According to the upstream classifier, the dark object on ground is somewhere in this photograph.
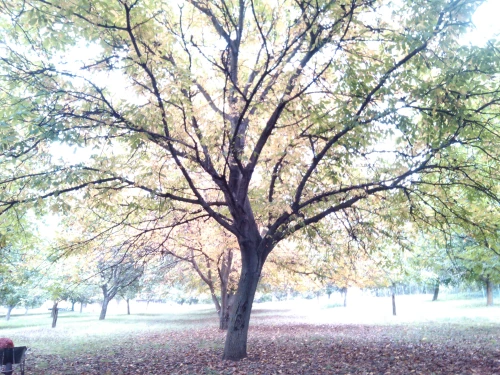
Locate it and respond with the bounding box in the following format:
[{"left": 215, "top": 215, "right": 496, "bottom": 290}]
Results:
[{"left": 1, "top": 347, "right": 27, "bottom": 375}]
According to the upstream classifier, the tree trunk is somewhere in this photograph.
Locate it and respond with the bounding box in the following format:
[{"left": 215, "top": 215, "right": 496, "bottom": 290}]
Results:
[
  {"left": 219, "top": 304, "right": 229, "bottom": 330},
  {"left": 211, "top": 292, "right": 221, "bottom": 316},
  {"left": 223, "top": 247, "right": 264, "bottom": 360},
  {"left": 432, "top": 280, "right": 440, "bottom": 301},
  {"left": 126, "top": 298, "right": 130, "bottom": 315},
  {"left": 217, "top": 249, "right": 234, "bottom": 330},
  {"left": 219, "top": 312, "right": 229, "bottom": 330},
  {"left": 52, "top": 301, "right": 59, "bottom": 328},
  {"left": 342, "top": 287, "right": 347, "bottom": 307},
  {"left": 80, "top": 302, "right": 84, "bottom": 313},
  {"left": 71, "top": 301, "right": 75, "bottom": 311},
  {"left": 5, "top": 305, "right": 14, "bottom": 321},
  {"left": 391, "top": 284, "right": 397, "bottom": 316},
  {"left": 100, "top": 297, "right": 110, "bottom": 320},
  {"left": 486, "top": 276, "right": 493, "bottom": 306},
  {"left": 219, "top": 292, "right": 235, "bottom": 330}
]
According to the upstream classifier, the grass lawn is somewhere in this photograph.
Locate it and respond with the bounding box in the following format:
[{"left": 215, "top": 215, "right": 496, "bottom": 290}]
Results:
[{"left": 1, "top": 295, "right": 499, "bottom": 374}]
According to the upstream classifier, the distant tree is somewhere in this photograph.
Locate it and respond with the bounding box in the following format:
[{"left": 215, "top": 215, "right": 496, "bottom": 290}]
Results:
[
  {"left": 21, "top": 293, "right": 45, "bottom": 314},
  {"left": 117, "top": 273, "right": 147, "bottom": 315},
  {"left": 0, "top": 211, "right": 43, "bottom": 319},
  {"left": 447, "top": 234, "right": 500, "bottom": 306},
  {"left": 0, "top": 277, "right": 24, "bottom": 321},
  {"left": 44, "top": 277, "right": 71, "bottom": 328},
  {"left": 0, "top": 246, "right": 42, "bottom": 320},
  {"left": 67, "top": 283, "right": 98, "bottom": 313},
  {"left": 416, "top": 191, "right": 500, "bottom": 305},
  {"left": 137, "top": 258, "right": 177, "bottom": 305},
  {"left": 408, "top": 235, "right": 458, "bottom": 302},
  {"left": 164, "top": 222, "right": 239, "bottom": 330},
  {"left": 97, "top": 249, "right": 144, "bottom": 320}
]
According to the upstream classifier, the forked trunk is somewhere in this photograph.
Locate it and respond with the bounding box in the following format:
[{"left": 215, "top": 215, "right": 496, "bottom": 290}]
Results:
[
  {"left": 100, "top": 297, "right": 110, "bottom": 320},
  {"left": 5, "top": 305, "right": 14, "bottom": 321},
  {"left": 432, "top": 280, "right": 439, "bottom": 301},
  {"left": 486, "top": 276, "right": 493, "bottom": 306},
  {"left": 52, "top": 301, "right": 59, "bottom": 328},
  {"left": 223, "top": 248, "right": 264, "bottom": 360}
]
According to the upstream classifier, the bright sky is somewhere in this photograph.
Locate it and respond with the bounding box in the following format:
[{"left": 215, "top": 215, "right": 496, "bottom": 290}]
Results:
[{"left": 465, "top": 0, "right": 500, "bottom": 45}]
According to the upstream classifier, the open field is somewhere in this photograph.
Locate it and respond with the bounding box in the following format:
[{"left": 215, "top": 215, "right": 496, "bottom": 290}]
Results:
[{"left": 1, "top": 295, "right": 500, "bottom": 374}]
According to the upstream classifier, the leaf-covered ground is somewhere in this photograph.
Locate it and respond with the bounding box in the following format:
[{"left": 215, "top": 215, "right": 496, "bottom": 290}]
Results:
[{"left": 28, "top": 321, "right": 500, "bottom": 375}]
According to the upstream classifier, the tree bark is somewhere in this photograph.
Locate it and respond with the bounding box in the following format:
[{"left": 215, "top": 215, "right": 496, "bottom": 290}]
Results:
[
  {"left": 341, "top": 287, "right": 347, "bottom": 307},
  {"left": 223, "top": 243, "right": 265, "bottom": 360},
  {"left": 391, "top": 284, "right": 397, "bottom": 316},
  {"left": 100, "top": 283, "right": 116, "bottom": 320},
  {"left": 126, "top": 298, "right": 130, "bottom": 315},
  {"left": 219, "top": 250, "right": 235, "bottom": 330},
  {"left": 100, "top": 297, "right": 110, "bottom": 320},
  {"left": 211, "top": 292, "right": 221, "bottom": 316},
  {"left": 219, "top": 292, "right": 235, "bottom": 330},
  {"left": 219, "top": 311, "right": 229, "bottom": 330},
  {"left": 432, "top": 280, "right": 439, "bottom": 301},
  {"left": 486, "top": 276, "right": 493, "bottom": 306},
  {"left": 5, "top": 305, "right": 14, "bottom": 321},
  {"left": 52, "top": 301, "right": 59, "bottom": 328}
]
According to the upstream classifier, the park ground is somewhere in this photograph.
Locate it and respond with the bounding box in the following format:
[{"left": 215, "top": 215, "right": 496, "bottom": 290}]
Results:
[{"left": 1, "top": 294, "right": 500, "bottom": 375}]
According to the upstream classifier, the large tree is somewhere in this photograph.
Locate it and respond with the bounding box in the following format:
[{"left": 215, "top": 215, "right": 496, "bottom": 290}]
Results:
[{"left": 1, "top": 0, "right": 499, "bottom": 359}]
